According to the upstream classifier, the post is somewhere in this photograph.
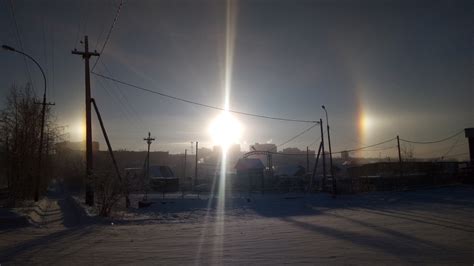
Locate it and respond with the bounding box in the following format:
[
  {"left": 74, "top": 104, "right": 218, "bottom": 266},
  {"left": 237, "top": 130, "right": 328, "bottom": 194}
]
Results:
[
  {"left": 397, "top": 135, "right": 402, "bottom": 187},
  {"left": 327, "top": 122, "right": 335, "bottom": 196},
  {"left": 306, "top": 146, "right": 309, "bottom": 173},
  {"left": 72, "top": 36, "right": 100, "bottom": 206},
  {"left": 320, "top": 119, "right": 326, "bottom": 190},
  {"left": 182, "top": 149, "right": 188, "bottom": 198},
  {"left": 184, "top": 149, "right": 187, "bottom": 179},
  {"left": 91, "top": 98, "right": 129, "bottom": 207},
  {"left": 310, "top": 142, "right": 323, "bottom": 192},
  {"left": 143, "top": 132, "right": 155, "bottom": 201},
  {"left": 465, "top": 128, "right": 474, "bottom": 164},
  {"left": 194, "top": 141, "right": 198, "bottom": 189}
]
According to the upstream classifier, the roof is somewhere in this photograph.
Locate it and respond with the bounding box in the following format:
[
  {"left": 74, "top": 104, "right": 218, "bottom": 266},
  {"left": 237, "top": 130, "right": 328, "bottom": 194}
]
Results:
[
  {"left": 235, "top": 158, "right": 265, "bottom": 171},
  {"left": 149, "top": 165, "right": 174, "bottom": 177},
  {"left": 276, "top": 165, "right": 306, "bottom": 177}
]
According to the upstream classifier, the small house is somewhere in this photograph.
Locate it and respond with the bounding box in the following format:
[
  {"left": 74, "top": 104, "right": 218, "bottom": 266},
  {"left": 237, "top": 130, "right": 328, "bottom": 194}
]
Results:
[{"left": 235, "top": 158, "right": 265, "bottom": 192}]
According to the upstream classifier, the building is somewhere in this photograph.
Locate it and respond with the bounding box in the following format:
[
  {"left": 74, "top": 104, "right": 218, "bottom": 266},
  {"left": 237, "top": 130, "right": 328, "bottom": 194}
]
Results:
[
  {"left": 250, "top": 143, "right": 277, "bottom": 152},
  {"left": 235, "top": 158, "right": 265, "bottom": 192}
]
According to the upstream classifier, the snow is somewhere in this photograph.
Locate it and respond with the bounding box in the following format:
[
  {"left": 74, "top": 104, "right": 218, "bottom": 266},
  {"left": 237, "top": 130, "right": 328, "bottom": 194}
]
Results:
[{"left": 1, "top": 185, "right": 473, "bottom": 264}]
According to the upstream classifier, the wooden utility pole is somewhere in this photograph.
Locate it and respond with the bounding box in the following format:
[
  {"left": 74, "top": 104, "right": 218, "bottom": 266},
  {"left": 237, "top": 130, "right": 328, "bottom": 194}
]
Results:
[
  {"left": 310, "top": 142, "right": 323, "bottom": 192},
  {"left": 34, "top": 77, "right": 54, "bottom": 202},
  {"left": 306, "top": 146, "right": 309, "bottom": 173},
  {"left": 397, "top": 135, "right": 402, "bottom": 185},
  {"left": 143, "top": 132, "right": 155, "bottom": 201},
  {"left": 72, "top": 36, "right": 100, "bottom": 206},
  {"left": 144, "top": 132, "right": 155, "bottom": 180},
  {"left": 465, "top": 128, "right": 474, "bottom": 163},
  {"left": 183, "top": 149, "right": 187, "bottom": 179},
  {"left": 194, "top": 142, "right": 199, "bottom": 189},
  {"left": 320, "top": 119, "right": 326, "bottom": 189}
]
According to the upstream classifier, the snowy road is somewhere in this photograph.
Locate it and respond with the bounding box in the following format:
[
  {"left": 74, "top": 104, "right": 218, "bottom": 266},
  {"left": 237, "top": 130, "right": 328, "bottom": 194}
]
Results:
[{"left": 1, "top": 186, "right": 473, "bottom": 265}]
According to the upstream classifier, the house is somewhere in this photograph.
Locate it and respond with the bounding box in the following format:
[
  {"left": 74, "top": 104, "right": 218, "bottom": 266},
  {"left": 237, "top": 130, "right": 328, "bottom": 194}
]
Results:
[
  {"left": 275, "top": 165, "right": 306, "bottom": 177},
  {"left": 235, "top": 158, "right": 265, "bottom": 192},
  {"left": 148, "top": 165, "right": 179, "bottom": 192}
]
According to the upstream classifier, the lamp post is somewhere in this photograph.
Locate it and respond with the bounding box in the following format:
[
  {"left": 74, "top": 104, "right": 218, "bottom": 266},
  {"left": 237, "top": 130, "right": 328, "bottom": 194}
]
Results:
[
  {"left": 2, "top": 44, "right": 48, "bottom": 201},
  {"left": 322, "top": 105, "right": 336, "bottom": 196}
]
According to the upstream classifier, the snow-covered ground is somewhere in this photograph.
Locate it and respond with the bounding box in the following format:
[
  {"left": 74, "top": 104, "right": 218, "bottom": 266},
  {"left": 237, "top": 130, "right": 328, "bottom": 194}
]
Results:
[{"left": 1, "top": 185, "right": 473, "bottom": 265}]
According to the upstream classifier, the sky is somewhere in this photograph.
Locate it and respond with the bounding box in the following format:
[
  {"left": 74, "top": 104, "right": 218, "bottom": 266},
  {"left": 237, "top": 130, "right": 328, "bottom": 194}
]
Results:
[{"left": 0, "top": 0, "right": 472, "bottom": 159}]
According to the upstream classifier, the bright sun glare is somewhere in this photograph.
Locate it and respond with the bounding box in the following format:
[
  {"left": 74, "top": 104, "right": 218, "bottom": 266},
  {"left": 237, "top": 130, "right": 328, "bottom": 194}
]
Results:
[
  {"left": 208, "top": 112, "right": 242, "bottom": 148},
  {"left": 72, "top": 120, "right": 86, "bottom": 141},
  {"left": 360, "top": 115, "right": 373, "bottom": 132}
]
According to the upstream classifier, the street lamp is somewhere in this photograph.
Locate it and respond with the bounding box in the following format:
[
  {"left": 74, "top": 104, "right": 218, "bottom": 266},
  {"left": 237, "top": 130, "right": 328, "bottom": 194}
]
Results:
[
  {"left": 3, "top": 44, "right": 49, "bottom": 201},
  {"left": 322, "top": 105, "right": 336, "bottom": 196}
]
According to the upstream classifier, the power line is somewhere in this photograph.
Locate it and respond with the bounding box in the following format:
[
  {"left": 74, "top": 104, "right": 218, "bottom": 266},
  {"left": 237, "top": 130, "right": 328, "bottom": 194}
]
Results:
[
  {"left": 50, "top": 17, "right": 55, "bottom": 101},
  {"left": 440, "top": 133, "right": 463, "bottom": 158},
  {"left": 277, "top": 123, "right": 319, "bottom": 147},
  {"left": 41, "top": 11, "right": 49, "bottom": 97},
  {"left": 307, "top": 138, "right": 321, "bottom": 148},
  {"left": 92, "top": 72, "right": 319, "bottom": 123},
  {"left": 248, "top": 150, "right": 313, "bottom": 156},
  {"left": 353, "top": 145, "right": 397, "bottom": 152},
  {"left": 94, "top": 75, "right": 147, "bottom": 133},
  {"left": 91, "top": 0, "right": 124, "bottom": 71},
  {"left": 400, "top": 129, "right": 464, "bottom": 144},
  {"left": 99, "top": 61, "right": 148, "bottom": 130},
  {"left": 8, "top": 0, "right": 33, "bottom": 87},
  {"left": 332, "top": 137, "right": 397, "bottom": 154},
  {"left": 73, "top": 0, "right": 84, "bottom": 49}
]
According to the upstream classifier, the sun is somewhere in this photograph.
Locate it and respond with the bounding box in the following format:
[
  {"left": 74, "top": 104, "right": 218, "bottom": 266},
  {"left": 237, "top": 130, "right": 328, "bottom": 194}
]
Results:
[
  {"left": 360, "top": 114, "right": 373, "bottom": 132},
  {"left": 71, "top": 119, "right": 86, "bottom": 141},
  {"left": 208, "top": 112, "right": 243, "bottom": 148}
]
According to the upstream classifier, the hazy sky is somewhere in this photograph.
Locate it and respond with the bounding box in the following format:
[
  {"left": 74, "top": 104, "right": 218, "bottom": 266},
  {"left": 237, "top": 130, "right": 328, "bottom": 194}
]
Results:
[{"left": 0, "top": 0, "right": 472, "bottom": 158}]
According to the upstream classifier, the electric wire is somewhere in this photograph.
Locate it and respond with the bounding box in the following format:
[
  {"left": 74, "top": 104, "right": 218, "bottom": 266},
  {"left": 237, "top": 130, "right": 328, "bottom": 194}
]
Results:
[
  {"left": 92, "top": 72, "right": 319, "bottom": 123},
  {"left": 99, "top": 61, "right": 148, "bottom": 131},
  {"left": 277, "top": 123, "right": 319, "bottom": 147},
  {"left": 331, "top": 137, "right": 397, "bottom": 154},
  {"left": 399, "top": 129, "right": 464, "bottom": 144},
  {"left": 50, "top": 19, "right": 55, "bottom": 101},
  {"left": 91, "top": 0, "right": 124, "bottom": 71},
  {"left": 8, "top": 0, "right": 33, "bottom": 87},
  {"left": 73, "top": 0, "right": 84, "bottom": 49},
  {"left": 307, "top": 137, "right": 321, "bottom": 148},
  {"left": 440, "top": 133, "right": 463, "bottom": 159},
  {"left": 94, "top": 76, "right": 147, "bottom": 134},
  {"left": 352, "top": 145, "right": 397, "bottom": 153},
  {"left": 41, "top": 11, "right": 49, "bottom": 97}
]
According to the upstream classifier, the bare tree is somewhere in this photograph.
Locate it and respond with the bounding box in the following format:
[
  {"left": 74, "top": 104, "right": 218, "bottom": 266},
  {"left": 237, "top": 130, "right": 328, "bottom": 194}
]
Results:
[
  {"left": 0, "top": 84, "right": 58, "bottom": 206},
  {"left": 94, "top": 171, "right": 125, "bottom": 216}
]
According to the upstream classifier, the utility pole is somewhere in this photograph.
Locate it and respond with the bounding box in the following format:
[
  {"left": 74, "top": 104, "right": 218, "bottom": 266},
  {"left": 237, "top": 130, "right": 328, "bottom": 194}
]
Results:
[
  {"left": 464, "top": 128, "right": 474, "bottom": 163},
  {"left": 183, "top": 149, "right": 187, "bottom": 179},
  {"left": 72, "top": 36, "right": 100, "bottom": 206},
  {"left": 143, "top": 132, "right": 155, "bottom": 200},
  {"left": 397, "top": 135, "right": 402, "bottom": 187},
  {"left": 306, "top": 146, "right": 309, "bottom": 173},
  {"left": 34, "top": 77, "right": 54, "bottom": 202},
  {"left": 194, "top": 141, "right": 198, "bottom": 189},
  {"left": 322, "top": 105, "right": 335, "bottom": 196},
  {"left": 144, "top": 132, "right": 155, "bottom": 179},
  {"left": 310, "top": 142, "right": 323, "bottom": 192},
  {"left": 320, "top": 118, "right": 326, "bottom": 190}
]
